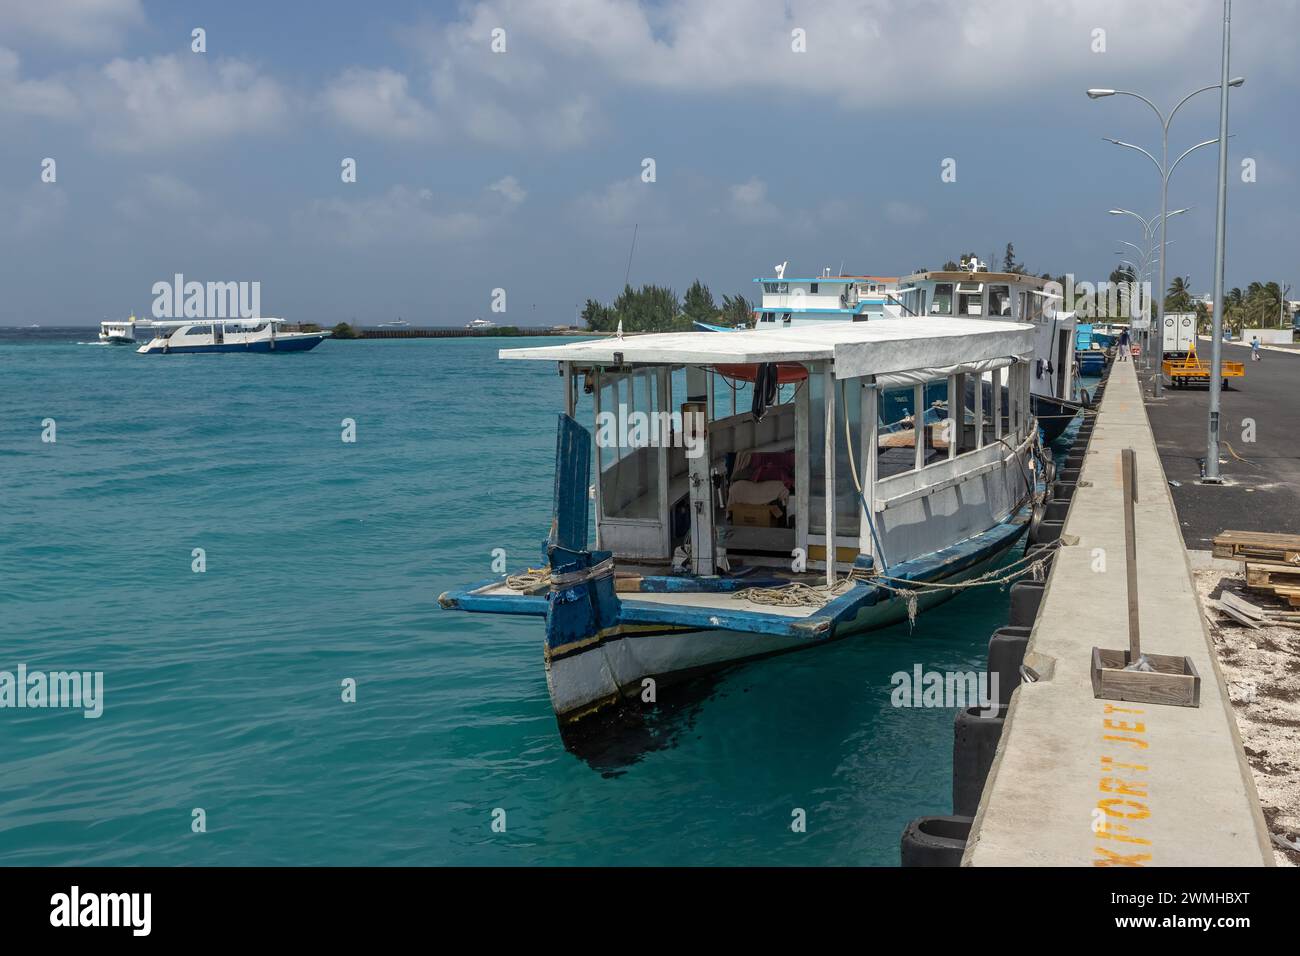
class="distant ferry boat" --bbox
[749,265,900,327]
[377,318,410,329]
[100,315,141,344]
[466,318,496,330]
[136,318,329,354]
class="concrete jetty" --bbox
[964,360,1274,866]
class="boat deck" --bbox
[625,589,820,618]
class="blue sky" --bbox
[2,0,1297,326]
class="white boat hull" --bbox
[544,544,1015,723]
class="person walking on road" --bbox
[1117,327,1130,362]
[1251,336,1262,361]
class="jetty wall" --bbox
[962,359,1273,866]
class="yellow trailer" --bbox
[1162,341,1245,388]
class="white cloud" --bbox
[574,177,657,226]
[88,55,290,152]
[321,68,436,140]
[359,0,1295,145]
[321,3,602,147]
[487,175,526,204]
[294,185,495,246]
[0,48,78,118]
[728,177,779,223]
[141,172,203,209]
[0,0,143,50]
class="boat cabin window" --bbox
[982,373,1000,446]
[594,368,664,523]
[876,381,948,478]
[930,283,954,316]
[988,285,1012,317]
[957,283,983,316]
[763,282,789,294]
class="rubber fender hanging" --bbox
[1027,500,1045,544]
[953,704,1008,817]
[988,626,1032,706]
[1009,579,1046,627]
[900,815,973,867]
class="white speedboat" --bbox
[136,318,329,354]
[99,314,141,345]
[465,318,496,330]
[440,317,1048,726]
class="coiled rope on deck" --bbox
[505,568,551,591]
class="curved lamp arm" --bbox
[1106,89,1165,128]
[1169,138,1220,179]
[1109,207,1162,238]
[1104,138,1163,179]
[1168,84,1221,128]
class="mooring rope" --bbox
[732,538,1064,625]
[505,567,551,591]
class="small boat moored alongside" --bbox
[1074,323,1109,376]
[439,317,1053,726]
[135,318,329,354]
[99,314,144,345]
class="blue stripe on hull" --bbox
[143,336,327,354]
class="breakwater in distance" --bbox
[356,327,596,339]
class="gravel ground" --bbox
[1195,564,1300,866]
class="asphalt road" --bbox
[1143,341,1300,550]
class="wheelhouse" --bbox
[897,270,1075,409]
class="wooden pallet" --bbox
[1212,530,1300,567]
[1242,564,1300,607]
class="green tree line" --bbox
[582,280,753,333]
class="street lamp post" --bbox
[1109,208,1186,345]
[1088,76,1243,397]
[1206,0,1237,484]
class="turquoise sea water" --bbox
[1,332,1033,866]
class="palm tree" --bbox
[719,294,753,328]
[1165,275,1193,313]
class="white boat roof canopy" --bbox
[500,317,1036,380]
[146,317,286,328]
